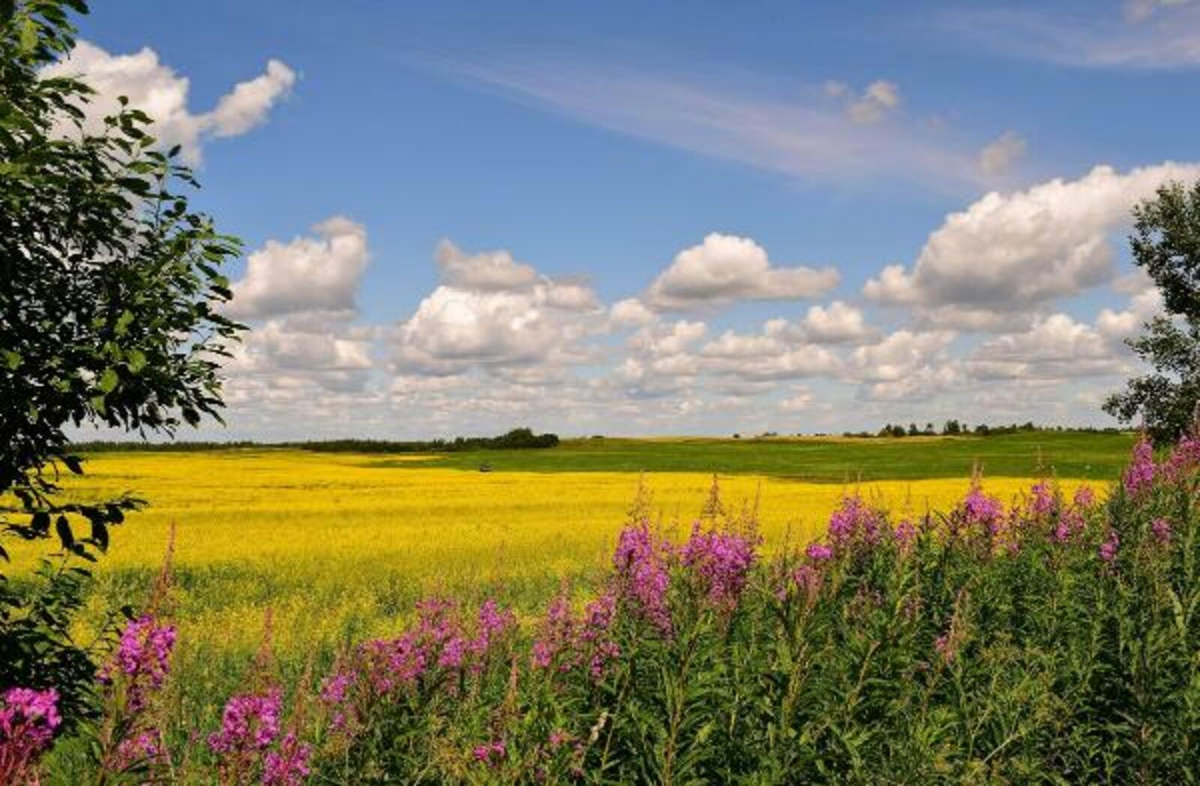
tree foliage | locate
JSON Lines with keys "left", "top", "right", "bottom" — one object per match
{"left": 0, "top": 0, "right": 243, "bottom": 726}
{"left": 1105, "top": 180, "right": 1200, "bottom": 443}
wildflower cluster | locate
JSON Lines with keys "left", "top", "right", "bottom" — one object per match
{"left": 0, "top": 688, "right": 61, "bottom": 783}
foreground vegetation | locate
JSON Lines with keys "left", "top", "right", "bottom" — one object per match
{"left": 5, "top": 434, "right": 1192, "bottom": 781}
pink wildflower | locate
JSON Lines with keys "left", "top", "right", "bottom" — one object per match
{"left": 1123, "top": 435, "right": 1156, "bottom": 497}
{"left": 0, "top": 687, "right": 61, "bottom": 781}
{"left": 1029, "top": 481, "right": 1057, "bottom": 517}
{"left": 612, "top": 523, "right": 674, "bottom": 636}
{"left": 681, "top": 524, "right": 758, "bottom": 610}
{"left": 1151, "top": 517, "right": 1172, "bottom": 546}
{"left": 262, "top": 732, "right": 312, "bottom": 786}
{"left": 208, "top": 688, "right": 283, "bottom": 755}
{"left": 1073, "top": 485, "right": 1097, "bottom": 509}
{"left": 1099, "top": 530, "right": 1120, "bottom": 564}
{"left": 99, "top": 615, "right": 177, "bottom": 712}
{"left": 473, "top": 739, "right": 506, "bottom": 767}
{"left": 805, "top": 542, "right": 833, "bottom": 561}
{"left": 828, "top": 494, "right": 884, "bottom": 547}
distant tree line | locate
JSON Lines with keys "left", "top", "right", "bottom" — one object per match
{"left": 72, "top": 428, "right": 561, "bottom": 454}
{"left": 839, "top": 421, "right": 1125, "bottom": 439}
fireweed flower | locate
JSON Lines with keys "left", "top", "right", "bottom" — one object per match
{"left": 893, "top": 520, "right": 917, "bottom": 553}
{"left": 1073, "top": 485, "right": 1097, "bottom": 510}
{"left": 1163, "top": 433, "right": 1200, "bottom": 481}
{"left": 1029, "top": 481, "right": 1057, "bottom": 518}
{"left": 1151, "top": 517, "right": 1172, "bottom": 546}
{"left": 208, "top": 688, "right": 283, "bottom": 755}
{"left": 473, "top": 739, "right": 506, "bottom": 767}
{"left": 958, "top": 482, "right": 1004, "bottom": 536}
{"left": 0, "top": 687, "right": 61, "bottom": 763}
{"left": 1099, "top": 530, "right": 1120, "bottom": 564}
{"left": 805, "top": 542, "right": 833, "bottom": 561}
{"left": 262, "top": 732, "right": 313, "bottom": 786}
{"left": 531, "top": 592, "right": 576, "bottom": 670}
{"left": 828, "top": 495, "right": 884, "bottom": 547}
{"left": 612, "top": 523, "right": 674, "bottom": 637}
{"left": 1124, "top": 435, "right": 1156, "bottom": 497}
{"left": 99, "top": 615, "right": 177, "bottom": 713}
{"left": 681, "top": 523, "right": 758, "bottom": 611}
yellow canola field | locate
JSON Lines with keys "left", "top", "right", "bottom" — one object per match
{"left": 13, "top": 451, "right": 1100, "bottom": 664}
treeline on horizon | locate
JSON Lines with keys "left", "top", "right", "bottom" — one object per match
{"left": 841, "top": 420, "right": 1126, "bottom": 439}
{"left": 72, "top": 427, "right": 561, "bottom": 454}
{"left": 69, "top": 423, "right": 1131, "bottom": 454}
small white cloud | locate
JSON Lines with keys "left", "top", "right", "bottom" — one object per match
{"left": 846, "top": 80, "right": 901, "bottom": 125}
{"left": 229, "top": 217, "right": 369, "bottom": 320}
{"left": 644, "top": 233, "right": 838, "bottom": 311}
{"left": 43, "top": 41, "right": 295, "bottom": 163}
{"left": 798, "top": 301, "right": 877, "bottom": 344}
{"left": 978, "top": 131, "right": 1027, "bottom": 176}
{"left": 435, "top": 239, "right": 540, "bottom": 291}
{"left": 966, "top": 314, "right": 1124, "bottom": 379}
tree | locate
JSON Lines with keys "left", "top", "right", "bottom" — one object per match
{"left": 1104, "top": 180, "right": 1200, "bottom": 444}
{"left": 0, "top": 0, "right": 243, "bottom": 726}
{"left": 943, "top": 419, "right": 962, "bottom": 435}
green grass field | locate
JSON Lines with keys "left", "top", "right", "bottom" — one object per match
{"left": 366, "top": 430, "right": 1135, "bottom": 480}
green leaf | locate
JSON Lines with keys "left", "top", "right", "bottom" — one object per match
{"left": 97, "top": 368, "right": 119, "bottom": 393}
{"left": 0, "top": 349, "right": 20, "bottom": 370}
{"left": 126, "top": 349, "right": 147, "bottom": 374}
{"left": 30, "top": 512, "right": 50, "bottom": 535}
{"left": 114, "top": 309, "right": 135, "bottom": 336}
{"left": 62, "top": 454, "right": 84, "bottom": 474}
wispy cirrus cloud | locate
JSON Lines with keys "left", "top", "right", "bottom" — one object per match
{"left": 940, "top": 4, "right": 1200, "bottom": 69}
{"left": 429, "top": 55, "right": 999, "bottom": 193}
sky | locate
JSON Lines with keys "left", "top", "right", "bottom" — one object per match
{"left": 59, "top": 0, "right": 1200, "bottom": 440}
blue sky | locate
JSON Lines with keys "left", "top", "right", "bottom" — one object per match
{"left": 62, "top": 0, "right": 1200, "bottom": 439}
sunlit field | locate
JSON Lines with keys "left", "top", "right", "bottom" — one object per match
{"left": 11, "top": 438, "right": 1113, "bottom": 698}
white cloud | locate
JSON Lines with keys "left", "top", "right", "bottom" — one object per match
{"left": 863, "top": 163, "right": 1200, "bottom": 327}
{"left": 978, "top": 131, "right": 1026, "bottom": 176}
{"left": 435, "top": 239, "right": 540, "bottom": 291}
{"left": 609, "top": 298, "right": 657, "bottom": 327}
{"left": 942, "top": 6, "right": 1200, "bottom": 69}
{"left": 393, "top": 242, "right": 604, "bottom": 376}
{"left": 43, "top": 41, "right": 295, "bottom": 163}
{"left": 848, "top": 330, "right": 957, "bottom": 383}
{"left": 966, "top": 314, "right": 1125, "bottom": 379}
{"left": 846, "top": 80, "right": 901, "bottom": 125}
{"left": 644, "top": 233, "right": 838, "bottom": 311}
{"left": 796, "top": 301, "right": 877, "bottom": 344}
{"left": 228, "top": 217, "right": 369, "bottom": 320}
{"left": 442, "top": 59, "right": 992, "bottom": 190}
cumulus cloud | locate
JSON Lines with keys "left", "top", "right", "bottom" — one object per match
{"left": 393, "top": 242, "right": 604, "bottom": 376}
{"left": 228, "top": 217, "right": 369, "bottom": 320}
{"left": 863, "top": 163, "right": 1200, "bottom": 327}
{"left": 966, "top": 314, "right": 1125, "bottom": 379}
{"left": 43, "top": 41, "right": 295, "bottom": 163}
{"left": 644, "top": 233, "right": 838, "bottom": 311}
{"left": 848, "top": 330, "right": 957, "bottom": 384}
{"left": 435, "top": 240, "right": 540, "bottom": 291}
{"left": 978, "top": 131, "right": 1026, "bottom": 175}
{"left": 794, "top": 301, "right": 877, "bottom": 344}
{"left": 780, "top": 386, "right": 815, "bottom": 412}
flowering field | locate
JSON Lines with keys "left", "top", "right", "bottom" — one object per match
{"left": 14, "top": 432, "right": 1197, "bottom": 782}
{"left": 16, "top": 448, "right": 1095, "bottom": 677}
